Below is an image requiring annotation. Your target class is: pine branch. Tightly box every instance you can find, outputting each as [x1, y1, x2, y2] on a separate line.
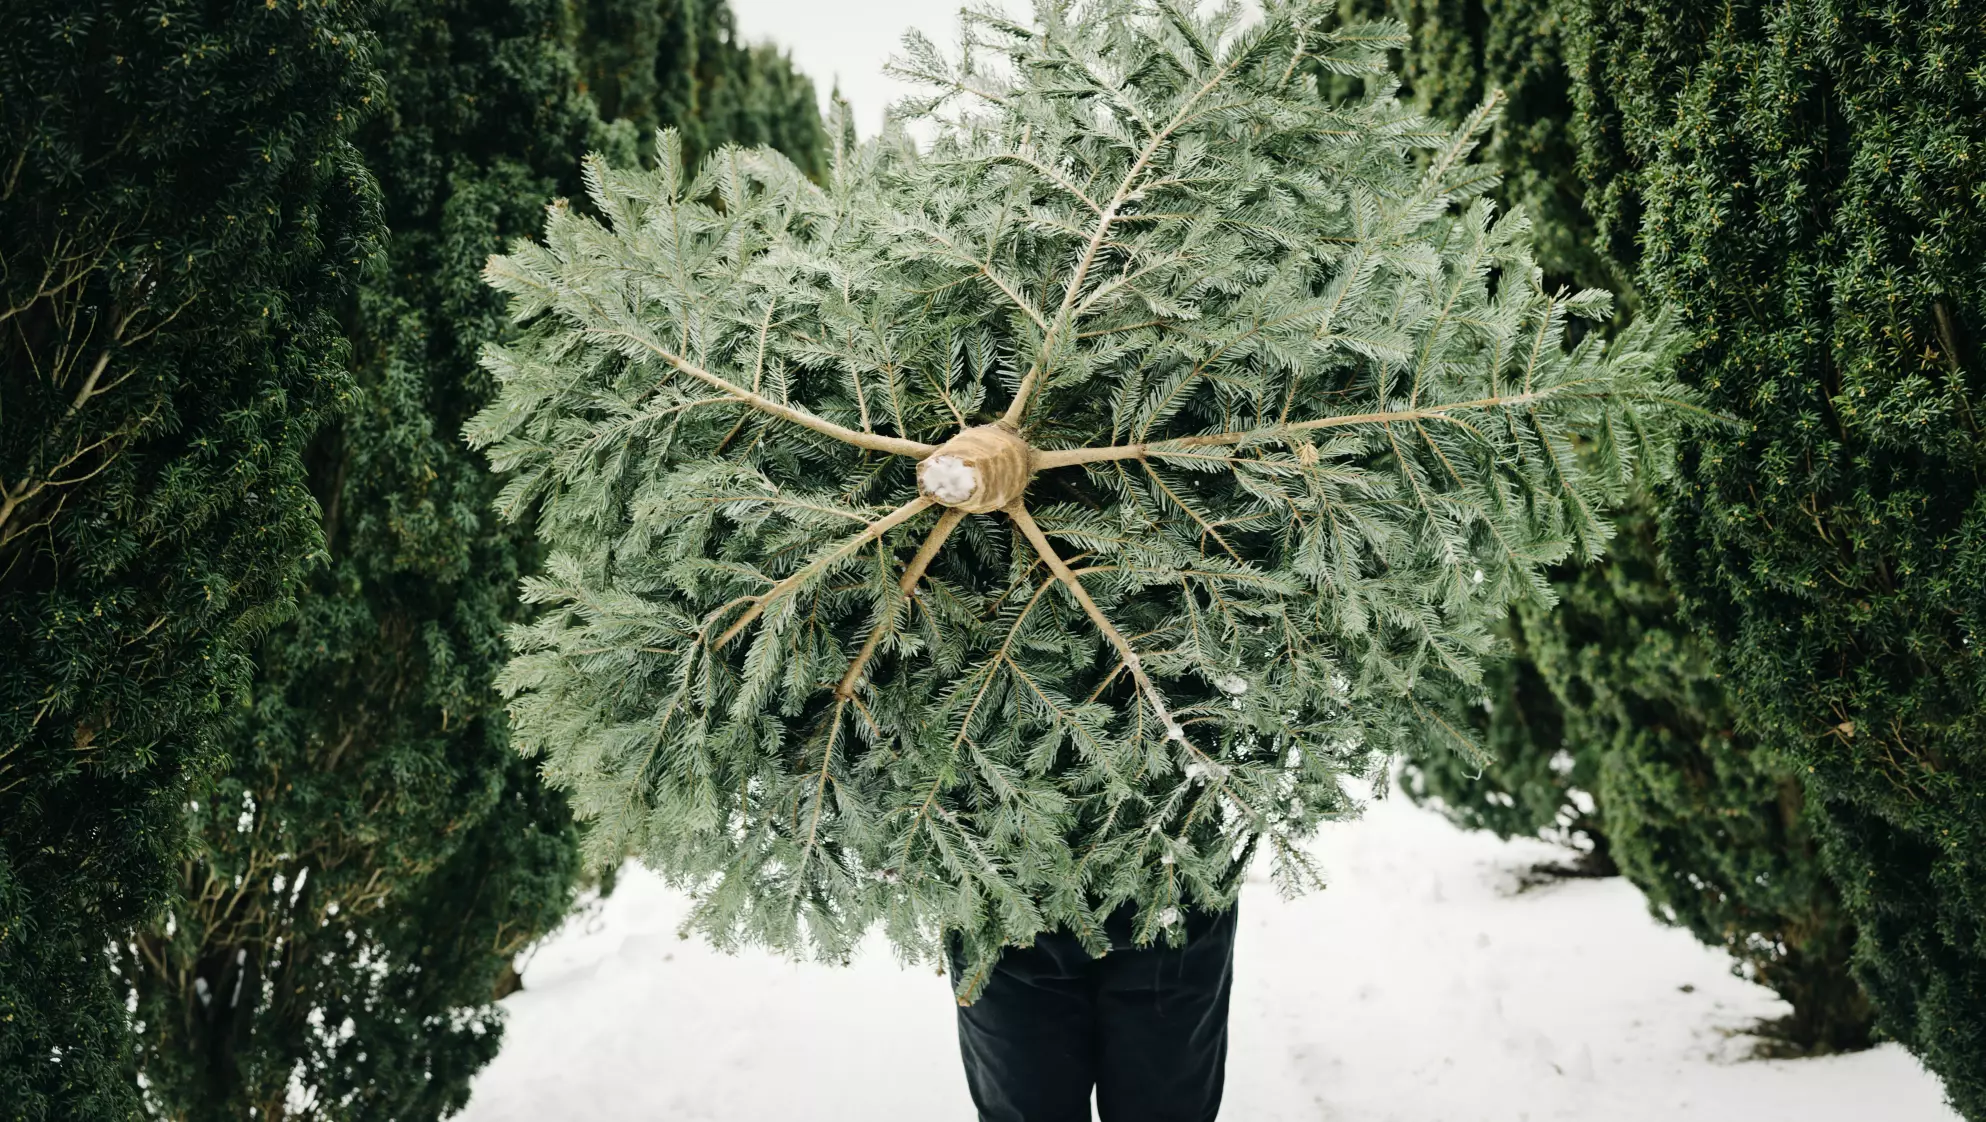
[1006, 501, 1250, 820]
[837, 506, 967, 698]
[714, 496, 935, 649]
[1002, 33, 1262, 425]
[601, 326, 934, 458]
[1034, 390, 1564, 467]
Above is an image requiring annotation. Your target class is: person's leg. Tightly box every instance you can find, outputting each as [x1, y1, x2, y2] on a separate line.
[1091, 904, 1237, 1122]
[952, 931, 1098, 1122]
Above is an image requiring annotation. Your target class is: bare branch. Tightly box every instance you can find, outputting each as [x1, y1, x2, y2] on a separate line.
[837, 506, 967, 698]
[65, 348, 113, 418]
[1035, 388, 1584, 468]
[714, 496, 935, 649]
[600, 327, 935, 458]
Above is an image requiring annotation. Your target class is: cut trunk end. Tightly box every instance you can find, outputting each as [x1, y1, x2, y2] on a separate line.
[917, 424, 1033, 513]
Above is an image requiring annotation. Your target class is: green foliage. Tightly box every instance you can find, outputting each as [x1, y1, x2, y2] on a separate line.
[0, 2, 379, 1117]
[719, 40, 829, 180]
[1592, 522, 1875, 1052]
[1403, 618, 1605, 860]
[470, 0, 1686, 994]
[116, 3, 594, 1117]
[1414, 504, 1873, 1050]
[1356, 0, 1871, 1052]
[1332, 0, 1615, 292]
[117, 2, 827, 1114]
[575, 0, 825, 177]
[1340, 0, 1620, 879]
[1571, 0, 1986, 1107]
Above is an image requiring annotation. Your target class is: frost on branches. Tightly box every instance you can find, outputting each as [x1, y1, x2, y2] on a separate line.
[467, 0, 1688, 993]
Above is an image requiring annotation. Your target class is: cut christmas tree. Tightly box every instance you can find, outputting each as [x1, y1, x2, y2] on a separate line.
[469, 0, 1690, 992]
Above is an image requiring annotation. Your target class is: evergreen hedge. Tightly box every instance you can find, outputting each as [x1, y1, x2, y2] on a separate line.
[576, 0, 824, 177]
[120, 2, 826, 1114]
[1549, 511, 1868, 1049]
[1358, 0, 1873, 1051]
[119, 3, 592, 1115]
[1409, 508, 1873, 1052]
[0, 3, 379, 1117]
[1571, 0, 1985, 1105]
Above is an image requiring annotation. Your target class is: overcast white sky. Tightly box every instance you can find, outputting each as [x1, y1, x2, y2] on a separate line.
[729, 0, 1022, 137]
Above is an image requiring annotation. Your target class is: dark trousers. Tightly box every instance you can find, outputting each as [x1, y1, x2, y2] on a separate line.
[950, 904, 1237, 1122]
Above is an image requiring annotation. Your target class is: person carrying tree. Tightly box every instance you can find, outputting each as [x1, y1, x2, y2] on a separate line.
[468, 1, 1686, 1118]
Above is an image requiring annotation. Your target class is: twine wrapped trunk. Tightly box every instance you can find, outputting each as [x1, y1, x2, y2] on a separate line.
[917, 424, 1035, 513]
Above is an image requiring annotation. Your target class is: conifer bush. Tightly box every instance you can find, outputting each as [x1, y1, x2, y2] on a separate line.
[120, 3, 829, 1114]
[576, 0, 825, 176]
[1345, 0, 1873, 1050]
[1412, 499, 1873, 1053]
[472, 0, 1686, 989]
[1519, 510, 1871, 1050]
[1571, 0, 1985, 1106]
[0, 2, 378, 1116]
[116, 4, 591, 1116]
[1402, 614, 1607, 861]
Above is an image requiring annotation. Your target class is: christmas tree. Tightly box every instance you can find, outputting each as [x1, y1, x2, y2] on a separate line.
[471, 0, 1687, 991]
[0, 2, 379, 1115]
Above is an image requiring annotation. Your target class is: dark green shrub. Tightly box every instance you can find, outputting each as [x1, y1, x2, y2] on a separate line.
[1357, 0, 1876, 1053]
[1570, 0, 1985, 1107]
[576, 0, 823, 176]
[117, 3, 594, 1116]
[0, 3, 379, 1117]
[1556, 510, 1871, 1052]
[119, 3, 828, 1115]
[1404, 620, 1605, 864]
[1410, 505, 1871, 1054]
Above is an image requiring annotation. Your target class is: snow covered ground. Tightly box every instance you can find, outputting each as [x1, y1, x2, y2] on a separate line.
[457, 793, 1959, 1122]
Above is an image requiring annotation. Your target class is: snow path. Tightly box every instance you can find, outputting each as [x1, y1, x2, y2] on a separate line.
[458, 794, 1958, 1122]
